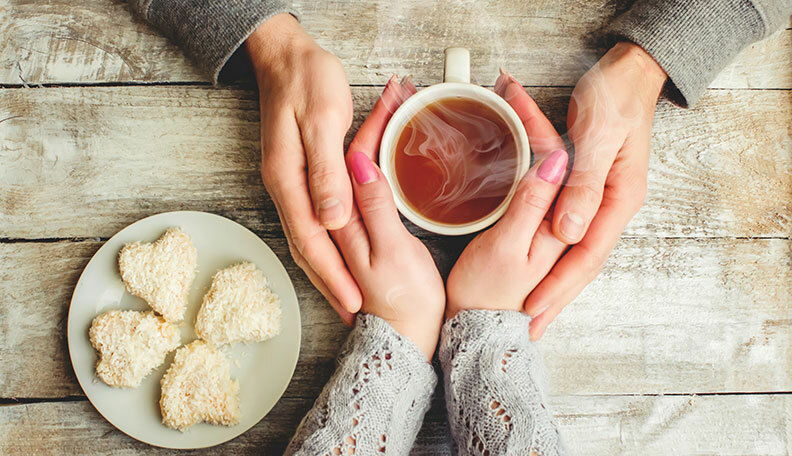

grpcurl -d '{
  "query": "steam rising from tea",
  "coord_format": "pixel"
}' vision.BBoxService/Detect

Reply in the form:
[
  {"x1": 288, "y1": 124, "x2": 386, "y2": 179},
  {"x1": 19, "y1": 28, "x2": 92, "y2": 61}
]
[{"x1": 394, "y1": 98, "x2": 518, "y2": 225}]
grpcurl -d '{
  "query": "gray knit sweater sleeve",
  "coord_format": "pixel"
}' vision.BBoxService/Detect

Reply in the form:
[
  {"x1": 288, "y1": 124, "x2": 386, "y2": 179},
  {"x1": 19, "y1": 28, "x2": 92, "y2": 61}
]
[
  {"x1": 128, "y1": 0, "x2": 295, "y2": 83},
  {"x1": 439, "y1": 310, "x2": 565, "y2": 455},
  {"x1": 285, "y1": 314, "x2": 437, "y2": 456},
  {"x1": 606, "y1": 0, "x2": 792, "y2": 107}
]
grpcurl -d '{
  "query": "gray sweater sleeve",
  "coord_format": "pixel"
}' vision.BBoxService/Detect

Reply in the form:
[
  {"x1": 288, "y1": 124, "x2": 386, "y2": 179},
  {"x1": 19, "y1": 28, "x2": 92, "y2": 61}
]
[
  {"x1": 128, "y1": 0, "x2": 295, "y2": 83},
  {"x1": 439, "y1": 310, "x2": 565, "y2": 455},
  {"x1": 606, "y1": 0, "x2": 792, "y2": 107},
  {"x1": 285, "y1": 314, "x2": 437, "y2": 456}
]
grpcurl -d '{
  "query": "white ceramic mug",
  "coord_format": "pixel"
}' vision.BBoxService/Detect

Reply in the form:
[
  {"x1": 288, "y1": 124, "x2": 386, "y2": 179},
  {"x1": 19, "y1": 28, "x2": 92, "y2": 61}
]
[{"x1": 379, "y1": 47, "x2": 531, "y2": 236}]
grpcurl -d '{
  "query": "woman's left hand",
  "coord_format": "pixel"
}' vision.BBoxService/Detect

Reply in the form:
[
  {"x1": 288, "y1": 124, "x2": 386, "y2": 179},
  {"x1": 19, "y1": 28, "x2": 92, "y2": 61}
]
[
  {"x1": 331, "y1": 77, "x2": 446, "y2": 361},
  {"x1": 446, "y1": 72, "x2": 569, "y2": 340}
]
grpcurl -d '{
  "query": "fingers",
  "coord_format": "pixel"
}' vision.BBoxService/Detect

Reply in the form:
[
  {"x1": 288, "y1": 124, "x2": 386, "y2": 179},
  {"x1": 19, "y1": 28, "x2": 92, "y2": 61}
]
[
  {"x1": 333, "y1": 76, "x2": 414, "y2": 269},
  {"x1": 301, "y1": 98, "x2": 354, "y2": 230},
  {"x1": 551, "y1": 90, "x2": 623, "y2": 244},
  {"x1": 330, "y1": 206, "x2": 371, "y2": 273},
  {"x1": 347, "y1": 75, "x2": 411, "y2": 161},
  {"x1": 524, "y1": 193, "x2": 629, "y2": 340},
  {"x1": 348, "y1": 151, "x2": 406, "y2": 253},
  {"x1": 524, "y1": 173, "x2": 645, "y2": 342},
  {"x1": 262, "y1": 111, "x2": 363, "y2": 315},
  {"x1": 495, "y1": 70, "x2": 565, "y2": 159},
  {"x1": 270, "y1": 195, "x2": 359, "y2": 326},
  {"x1": 491, "y1": 149, "x2": 569, "y2": 249},
  {"x1": 525, "y1": 138, "x2": 648, "y2": 340},
  {"x1": 300, "y1": 260, "x2": 356, "y2": 327}
]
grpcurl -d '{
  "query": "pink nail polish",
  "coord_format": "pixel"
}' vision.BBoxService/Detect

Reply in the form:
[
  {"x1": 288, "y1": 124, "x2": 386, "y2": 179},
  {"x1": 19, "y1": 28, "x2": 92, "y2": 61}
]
[
  {"x1": 349, "y1": 151, "x2": 378, "y2": 185},
  {"x1": 536, "y1": 149, "x2": 568, "y2": 183}
]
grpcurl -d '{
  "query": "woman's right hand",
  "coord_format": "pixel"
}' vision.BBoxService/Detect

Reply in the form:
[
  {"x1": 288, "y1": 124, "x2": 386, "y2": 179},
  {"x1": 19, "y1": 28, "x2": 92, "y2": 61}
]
[
  {"x1": 330, "y1": 78, "x2": 446, "y2": 361},
  {"x1": 446, "y1": 72, "x2": 569, "y2": 339}
]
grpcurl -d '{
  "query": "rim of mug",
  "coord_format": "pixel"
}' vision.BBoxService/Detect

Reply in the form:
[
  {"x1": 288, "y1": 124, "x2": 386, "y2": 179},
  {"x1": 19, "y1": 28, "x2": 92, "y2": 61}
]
[{"x1": 379, "y1": 82, "x2": 531, "y2": 236}]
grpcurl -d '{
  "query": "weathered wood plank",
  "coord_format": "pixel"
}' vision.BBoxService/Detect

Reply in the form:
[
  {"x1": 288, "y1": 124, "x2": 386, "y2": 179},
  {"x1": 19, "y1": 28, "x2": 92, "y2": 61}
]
[
  {"x1": 1, "y1": 237, "x2": 789, "y2": 398},
  {"x1": 1, "y1": 0, "x2": 789, "y2": 89},
  {"x1": 0, "y1": 0, "x2": 204, "y2": 85},
  {"x1": 1, "y1": 86, "x2": 789, "y2": 239},
  {"x1": 0, "y1": 395, "x2": 789, "y2": 454}
]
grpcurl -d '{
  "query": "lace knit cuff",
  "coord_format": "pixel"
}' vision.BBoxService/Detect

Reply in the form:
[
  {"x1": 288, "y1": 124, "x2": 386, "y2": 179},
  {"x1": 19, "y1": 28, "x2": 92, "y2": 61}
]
[
  {"x1": 439, "y1": 310, "x2": 564, "y2": 455},
  {"x1": 285, "y1": 314, "x2": 437, "y2": 455},
  {"x1": 441, "y1": 309, "x2": 532, "y2": 350},
  {"x1": 338, "y1": 314, "x2": 437, "y2": 387}
]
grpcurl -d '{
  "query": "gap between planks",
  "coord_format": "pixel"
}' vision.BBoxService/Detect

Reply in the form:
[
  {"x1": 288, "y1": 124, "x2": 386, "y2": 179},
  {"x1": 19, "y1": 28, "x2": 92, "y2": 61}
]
[
  {"x1": 2, "y1": 82, "x2": 792, "y2": 91},
  {"x1": 3, "y1": 390, "x2": 792, "y2": 407},
  {"x1": 1, "y1": 235, "x2": 790, "y2": 244}
]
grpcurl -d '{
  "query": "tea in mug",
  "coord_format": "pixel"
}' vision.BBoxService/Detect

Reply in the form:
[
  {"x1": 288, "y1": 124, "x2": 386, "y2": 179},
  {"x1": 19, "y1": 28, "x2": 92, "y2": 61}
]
[{"x1": 393, "y1": 97, "x2": 518, "y2": 225}]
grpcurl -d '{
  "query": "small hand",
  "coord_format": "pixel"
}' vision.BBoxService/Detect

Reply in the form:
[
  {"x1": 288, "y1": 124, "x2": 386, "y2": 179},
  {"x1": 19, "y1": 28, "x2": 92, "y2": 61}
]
[
  {"x1": 447, "y1": 72, "x2": 568, "y2": 320},
  {"x1": 246, "y1": 14, "x2": 360, "y2": 322},
  {"x1": 525, "y1": 42, "x2": 667, "y2": 340},
  {"x1": 331, "y1": 79, "x2": 445, "y2": 361}
]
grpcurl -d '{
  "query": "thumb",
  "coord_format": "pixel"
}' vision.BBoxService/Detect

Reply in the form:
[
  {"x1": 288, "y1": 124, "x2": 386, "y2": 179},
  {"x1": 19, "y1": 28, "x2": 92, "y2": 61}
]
[
  {"x1": 552, "y1": 151, "x2": 611, "y2": 244},
  {"x1": 301, "y1": 114, "x2": 354, "y2": 230},
  {"x1": 491, "y1": 149, "x2": 568, "y2": 249},
  {"x1": 348, "y1": 151, "x2": 405, "y2": 253}
]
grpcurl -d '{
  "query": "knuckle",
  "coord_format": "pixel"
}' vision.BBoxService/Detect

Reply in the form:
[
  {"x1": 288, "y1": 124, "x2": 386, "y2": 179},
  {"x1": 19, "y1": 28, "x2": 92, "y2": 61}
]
[
  {"x1": 357, "y1": 192, "x2": 390, "y2": 215},
  {"x1": 579, "y1": 244, "x2": 609, "y2": 279},
  {"x1": 290, "y1": 227, "x2": 322, "y2": 259},
  {"x1": 306, "y1": 99, "x2": 353, "y2": 130},
  {"x1": 576, "y1": 182, "x2": 603, "y2": 206},
  {"x1": 518, "y1": 186, "x2": 553, "y2": 212},
  {"x1": 308, "y1": 164, "x2": 341, "y2": 193}
]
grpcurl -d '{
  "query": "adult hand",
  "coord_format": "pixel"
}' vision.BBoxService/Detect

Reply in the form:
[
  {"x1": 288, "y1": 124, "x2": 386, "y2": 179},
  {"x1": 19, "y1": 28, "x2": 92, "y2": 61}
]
[
  {"x1": 524, "y1": 42, "x2": 667, "y2": 340},
  {"x1": 245, "y1": 14, "x2": 360, "y2": 321},
  {"x1": 331, "y1": 78, "x2": 445, "y2": 360},
  {"x1": 447, "y1": 71, "x2": 568, "y2": 320}
]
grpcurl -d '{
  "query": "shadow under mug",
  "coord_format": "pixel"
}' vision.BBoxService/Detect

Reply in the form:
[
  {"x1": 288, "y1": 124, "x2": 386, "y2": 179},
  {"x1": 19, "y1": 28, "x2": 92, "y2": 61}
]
[{"x1": 379, "y1": 47, "x2": 532, "y2": 236}]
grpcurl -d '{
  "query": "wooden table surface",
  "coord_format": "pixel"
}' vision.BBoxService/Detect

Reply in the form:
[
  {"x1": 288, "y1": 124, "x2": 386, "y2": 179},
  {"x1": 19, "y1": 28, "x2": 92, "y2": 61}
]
[{"x1": 1, "y1": 1, "x2": 790, "y2": 454}]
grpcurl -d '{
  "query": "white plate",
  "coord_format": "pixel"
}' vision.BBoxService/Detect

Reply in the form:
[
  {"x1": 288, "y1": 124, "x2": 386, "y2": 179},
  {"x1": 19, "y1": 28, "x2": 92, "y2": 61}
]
[{"x1": 68, "y1": 211, "x2": 301, "y2": 449}]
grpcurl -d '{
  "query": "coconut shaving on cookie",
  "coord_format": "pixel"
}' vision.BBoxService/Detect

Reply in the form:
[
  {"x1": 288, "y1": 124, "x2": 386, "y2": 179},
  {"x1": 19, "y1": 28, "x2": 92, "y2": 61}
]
[
  {"x1": 89, "y1": 310, "x2": 181, "y2": 388},
  {"x1": 160, "y1": 340, "x2": 240, "y2": 431},
  {"x1": 194, "y1": 262, "x2": 282, "y2": 346},
  {"x1": 118, "y1": 227, "x2": 197, "y2": 322}
]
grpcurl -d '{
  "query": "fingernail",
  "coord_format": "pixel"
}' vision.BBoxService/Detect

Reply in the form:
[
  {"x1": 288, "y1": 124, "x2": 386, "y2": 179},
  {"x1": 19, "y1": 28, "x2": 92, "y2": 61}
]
[
  {"x1": 350, "y1": 151, "x2": 378, "y2": 185},
  {"x1": 318, "y1": 198, "x2": 344, "y2": 227},
  {"x1": 536, "y1": 149, "x2": 568, "y2": 184},
  {"x1": 529, "y1": 322, "x2": 545, "y2": 341},
  {"x1": 494, "y1": 68, "x2": 511, "y2": 96},
  {"x1": 559, "y1": 212, "x2": 585, "y2": 241}
]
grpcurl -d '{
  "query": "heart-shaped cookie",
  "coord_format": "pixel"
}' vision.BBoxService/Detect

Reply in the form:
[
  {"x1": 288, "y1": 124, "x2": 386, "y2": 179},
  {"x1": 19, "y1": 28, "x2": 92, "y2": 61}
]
[
  {"x1": 160, "y1": 340, "x2": 240, "y2": 431},
  {"x1": 89, "y1": 310, "x2": 181, "y2": 388},
  {"x1": 195, "y1": 262, "x2": 282, "y2": 346},
  {"x1": 118, "y1": 227, "x2": 197, "y2": 322}
]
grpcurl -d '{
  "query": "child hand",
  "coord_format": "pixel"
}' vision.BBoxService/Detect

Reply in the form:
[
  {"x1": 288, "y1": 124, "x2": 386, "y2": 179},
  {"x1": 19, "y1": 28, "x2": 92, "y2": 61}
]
[
  {"x1": 331, "y1": 78, "x2": 446, "y2": 361},
  {"x1": 446, "y1": 72, "x2": 569, "y2": 340}
]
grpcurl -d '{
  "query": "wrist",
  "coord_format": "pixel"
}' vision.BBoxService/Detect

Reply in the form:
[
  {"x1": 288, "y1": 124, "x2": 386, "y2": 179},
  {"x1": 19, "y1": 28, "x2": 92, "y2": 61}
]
[
  {"x1": 385, "y1": 318, "x2": 442, "y2": 362},
  {"x1": 245, "y1": 12, "x2": 316, "y2": 80},
  {"x1": 607, "y1": 42, "x2": 668, "y2": 100}
]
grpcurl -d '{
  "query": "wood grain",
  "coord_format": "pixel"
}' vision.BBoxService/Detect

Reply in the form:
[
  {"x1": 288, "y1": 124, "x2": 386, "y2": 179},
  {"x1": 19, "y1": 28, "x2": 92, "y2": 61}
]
[
  {"x1": 1, "y1": 236, "x2": 789, "y2": 399},
  {"x1": 1, "y1": 0, "x2": 789, "y2": 88},
  {"x1": 0, "y1": 86, "x2": 789, "y2": 240},
  {"x1": 1, "y1": 394, "x2": 788, "y2": 455}
]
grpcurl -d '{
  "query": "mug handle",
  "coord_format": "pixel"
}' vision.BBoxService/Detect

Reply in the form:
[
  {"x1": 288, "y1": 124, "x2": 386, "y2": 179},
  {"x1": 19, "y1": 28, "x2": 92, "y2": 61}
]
[{"x1": 443, "y1": 47, "x2": 470, "y2": 84}]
